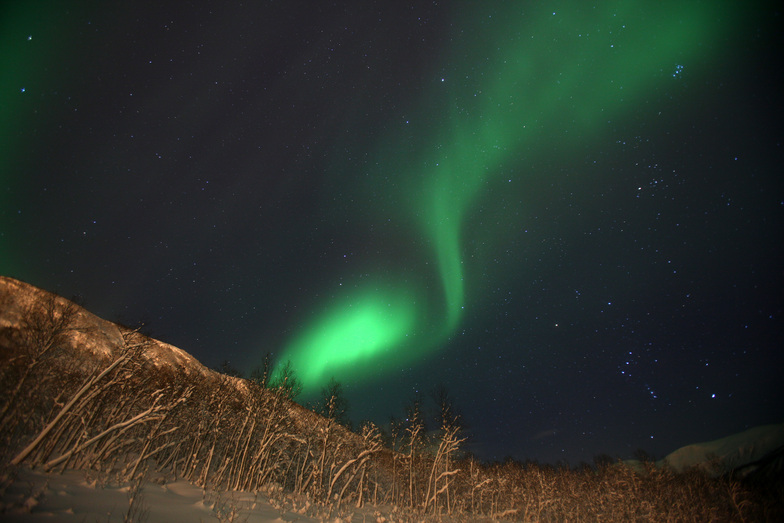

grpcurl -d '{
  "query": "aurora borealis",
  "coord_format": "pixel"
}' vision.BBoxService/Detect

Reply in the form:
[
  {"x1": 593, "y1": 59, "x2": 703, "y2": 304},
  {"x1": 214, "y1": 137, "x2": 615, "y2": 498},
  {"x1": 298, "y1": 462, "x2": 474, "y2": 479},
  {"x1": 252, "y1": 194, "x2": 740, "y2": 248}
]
[
  {"x1": 276, "y1": 1, "x2": 735, "y2": 392},
  {"x1": 2, "y1": 1, "x2": 782, "y2": 464}
]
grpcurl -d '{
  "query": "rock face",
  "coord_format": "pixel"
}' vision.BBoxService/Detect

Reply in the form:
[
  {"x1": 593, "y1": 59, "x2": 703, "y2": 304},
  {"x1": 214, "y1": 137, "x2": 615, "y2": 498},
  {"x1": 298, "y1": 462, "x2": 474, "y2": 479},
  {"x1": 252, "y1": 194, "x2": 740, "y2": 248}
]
[
  {"x1": 0, "y1": 276, "x2": 124, "y2": 359},
  {"x1": 0, "y1": 275, "x2": 212, "y2": 377}
]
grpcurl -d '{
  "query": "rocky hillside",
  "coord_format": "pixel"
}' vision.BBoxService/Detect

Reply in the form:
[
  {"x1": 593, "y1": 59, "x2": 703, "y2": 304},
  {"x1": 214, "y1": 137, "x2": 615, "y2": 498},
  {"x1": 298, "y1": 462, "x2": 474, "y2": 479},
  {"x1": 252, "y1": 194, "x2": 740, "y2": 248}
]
[
  {"x1": 1, "y1": 275, "x2": 236, "y2": 377},
  {"x1": 0, "y1": 275, "x2": 352, "y2": 443},
  {"x1": 0, "y1": 276, "x2": 372, "y2": 498}
]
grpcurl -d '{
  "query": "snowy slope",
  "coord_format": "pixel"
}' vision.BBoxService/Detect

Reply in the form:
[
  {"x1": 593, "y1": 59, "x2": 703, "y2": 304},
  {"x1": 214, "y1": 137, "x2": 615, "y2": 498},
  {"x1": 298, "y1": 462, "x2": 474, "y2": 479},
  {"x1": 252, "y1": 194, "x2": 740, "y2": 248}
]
[
  {"x1": 660, "y1": 423, "x2": 784, "y2": 476},
  {"x1": 0, "y1": 276, "x2": 216, "y2": 376}
]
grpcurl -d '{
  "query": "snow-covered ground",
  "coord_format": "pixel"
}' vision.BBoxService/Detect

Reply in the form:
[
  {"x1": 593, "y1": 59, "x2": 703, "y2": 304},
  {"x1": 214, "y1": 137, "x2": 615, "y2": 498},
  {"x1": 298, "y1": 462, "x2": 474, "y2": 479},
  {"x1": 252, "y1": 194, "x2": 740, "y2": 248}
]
[{"x1": 0, "y1": 467, "x2": 340, "y2": 522}]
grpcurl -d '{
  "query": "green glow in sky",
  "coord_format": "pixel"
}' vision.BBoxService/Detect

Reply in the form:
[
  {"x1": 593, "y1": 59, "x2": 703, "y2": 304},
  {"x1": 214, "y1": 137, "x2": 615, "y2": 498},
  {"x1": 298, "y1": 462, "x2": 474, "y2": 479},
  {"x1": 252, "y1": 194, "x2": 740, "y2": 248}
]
[
  {"x1": 278, "y1": 1, "x2": 733, "y2": 394},
  {"x1": 414, "y1": 1, "x2": 732, "y2": 328},
  {"x1": 279, "y1": 285, "x2": 420, "y2": 389},
  {"x1": 0, "y1": 5, "x2": 66, "y2": 276}
]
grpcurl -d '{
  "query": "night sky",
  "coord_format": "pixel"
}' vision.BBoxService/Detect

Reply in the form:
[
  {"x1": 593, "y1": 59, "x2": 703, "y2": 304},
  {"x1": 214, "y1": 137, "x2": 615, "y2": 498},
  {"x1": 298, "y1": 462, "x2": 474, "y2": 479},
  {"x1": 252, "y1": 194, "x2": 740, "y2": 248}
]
[{"x1": 2, "y1": 1, "x2": 782, "y2": 465}]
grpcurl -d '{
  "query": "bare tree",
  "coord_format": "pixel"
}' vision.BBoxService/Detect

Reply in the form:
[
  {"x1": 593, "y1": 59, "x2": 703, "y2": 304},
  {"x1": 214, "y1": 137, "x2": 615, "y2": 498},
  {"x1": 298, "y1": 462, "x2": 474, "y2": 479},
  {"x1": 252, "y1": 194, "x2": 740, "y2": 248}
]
[
  {"x1": 316, "y1": 378, "x2": 351, "y2": 429},
  {"x1": 0, "y1": 294, "x2": 80, "y2": 426},
  {"x1": 239, "y1": 381, "x2": 295, "y2": 491},
  {"x1": 330, "y1": 421, "x2": 382, "y2": 511},
  {"x1": 403, "y1": 396, "x2": 425, "y2": 510},
  {"x1": 216, "y1": 360, "x2": 243, "y2": 378},
  {"x1": 249, "y1": 352, "x2": 273, "y2": 388},
  {"x1": 387, "y1": 415, "x2": 404, "y2": 505},
  {"x1": 269, "y1": 360, "x2": 302, "y2": 400},
  {"x1": 423, "y1": 385, "x2": 465, "y2": 515},
  {"x1": 10, "y1": 331, "x2": 150, "y2": 467}
]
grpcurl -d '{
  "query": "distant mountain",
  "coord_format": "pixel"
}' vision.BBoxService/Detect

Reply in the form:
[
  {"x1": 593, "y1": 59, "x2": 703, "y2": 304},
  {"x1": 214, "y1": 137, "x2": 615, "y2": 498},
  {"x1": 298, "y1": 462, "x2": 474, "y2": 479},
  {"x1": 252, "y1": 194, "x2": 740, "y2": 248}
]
[
  {"x1": 624, "y1": 423, "x2": 784, "y2": 479},
  {"x1": 662, "y1": 424, "x2": 784, "y2": 478}
]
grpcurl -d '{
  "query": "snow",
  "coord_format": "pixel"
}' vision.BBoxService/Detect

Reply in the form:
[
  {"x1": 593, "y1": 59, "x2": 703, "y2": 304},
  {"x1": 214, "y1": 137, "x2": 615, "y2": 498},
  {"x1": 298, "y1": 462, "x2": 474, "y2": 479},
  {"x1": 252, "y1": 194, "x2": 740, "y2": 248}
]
[
  {"x1": 622, "y1": 423, "x2": 784, "y2": 477},
  {"x1": 0, "y1": 468, "x2": 322, "y2": 522},
  {"x1": 661, "y1": 423, "x2": 784, "y2": 475}
]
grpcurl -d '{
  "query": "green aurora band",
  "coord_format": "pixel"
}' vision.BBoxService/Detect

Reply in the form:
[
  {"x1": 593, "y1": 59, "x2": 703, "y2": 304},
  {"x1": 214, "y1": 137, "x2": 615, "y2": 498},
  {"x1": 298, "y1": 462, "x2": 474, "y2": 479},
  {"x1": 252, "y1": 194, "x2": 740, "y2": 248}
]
[
  {"x1": 280, "y1": 284, "x2": 420, "y2": 388},
  {"x1": 0, "y1": 6, "x2": 65, "y2": 276},
  {"x1": 280, "y1": 1, "x2": 736, "y2": 394}
]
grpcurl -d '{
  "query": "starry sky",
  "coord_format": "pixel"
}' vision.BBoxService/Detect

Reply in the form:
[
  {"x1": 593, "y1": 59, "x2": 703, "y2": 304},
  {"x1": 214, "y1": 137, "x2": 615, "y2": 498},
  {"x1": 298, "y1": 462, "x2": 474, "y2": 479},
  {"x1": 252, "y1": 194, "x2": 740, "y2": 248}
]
[{"x1": 2, "y1": 1, "x2": 782, "y2": 465}]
